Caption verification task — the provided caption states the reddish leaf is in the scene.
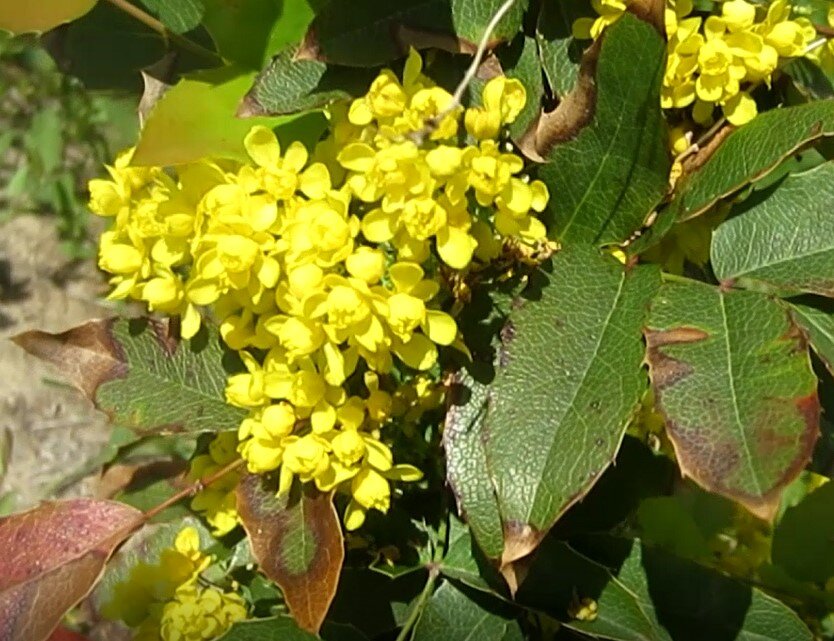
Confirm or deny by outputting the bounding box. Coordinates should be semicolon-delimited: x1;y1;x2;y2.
236;475;343;634
47;628;92;641
0;499;141;641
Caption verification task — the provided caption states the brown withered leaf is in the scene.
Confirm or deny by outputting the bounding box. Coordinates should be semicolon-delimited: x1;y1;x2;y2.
13;318;245;434
0;499;141;641
237;475;343;634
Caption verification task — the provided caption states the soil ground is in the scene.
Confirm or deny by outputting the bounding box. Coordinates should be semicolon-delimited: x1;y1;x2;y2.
0;214;113;509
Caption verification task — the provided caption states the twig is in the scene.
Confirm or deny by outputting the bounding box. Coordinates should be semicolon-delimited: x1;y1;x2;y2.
104;0;222;64
142;458;245;522
674;116;727;164
410;0;518;144
394;565;440;641
813;23;834;39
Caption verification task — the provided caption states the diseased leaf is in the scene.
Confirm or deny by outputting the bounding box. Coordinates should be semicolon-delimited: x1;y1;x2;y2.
711;162;834;297
239;49;376;117
0;0;97;33
791;303;834;375
449;247;659;567
772;480;834;583
533;15;670;245
645;280;819;520
237;474;344;633
671;101;834;221
412;581;523;641
0;500;141;641
132;65;326;166
299;0;528;67
13;317;246;434
518;536;815;641
202;0;316;69
140;0;204;34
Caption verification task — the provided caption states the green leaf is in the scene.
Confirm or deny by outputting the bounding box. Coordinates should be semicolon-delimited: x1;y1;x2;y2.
13;317;246;434
24;104;63;175
439;516;505;595
413;581;523;641
140;0;205;34
784;57;834;101
132;65;326;166
237;474;344;634
645;280;819;520
299;0;528;67
537;15;670;245
240;49;376;116
449;246;659;563
0;0;96;33
216;616;320;641
791;303;834;375
202;0;316;69
444;369;504;559
773;477;834;583
535;0;587;99
711;163;834;297
518;536;814;641
671;101;834;222
50;1;167;92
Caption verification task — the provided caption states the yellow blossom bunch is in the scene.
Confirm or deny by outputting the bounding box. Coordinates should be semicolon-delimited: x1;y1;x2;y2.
89;49;549;530
103;527;247;641
188;432;242;536
574;0;816;125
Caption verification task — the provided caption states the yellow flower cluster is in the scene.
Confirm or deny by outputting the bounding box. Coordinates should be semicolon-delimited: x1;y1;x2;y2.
574;0;816;125
188;432;242;536
103;527;247;641
89;50;548;530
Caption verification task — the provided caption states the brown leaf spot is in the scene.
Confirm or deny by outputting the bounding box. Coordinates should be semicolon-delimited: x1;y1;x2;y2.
644;327;708;390
12;318;128;400
236;91;268;118
499;521;543;595
236;475;343;634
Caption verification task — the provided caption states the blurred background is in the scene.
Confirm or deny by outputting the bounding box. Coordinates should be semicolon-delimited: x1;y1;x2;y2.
0;33;139;513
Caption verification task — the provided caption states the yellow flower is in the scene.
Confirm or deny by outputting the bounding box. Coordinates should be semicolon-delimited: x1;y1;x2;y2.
189;432;242;536
160;583;247;641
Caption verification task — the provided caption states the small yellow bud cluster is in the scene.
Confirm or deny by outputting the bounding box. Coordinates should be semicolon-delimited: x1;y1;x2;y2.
90;49;549;530
574;0;816;126
103;527;246;641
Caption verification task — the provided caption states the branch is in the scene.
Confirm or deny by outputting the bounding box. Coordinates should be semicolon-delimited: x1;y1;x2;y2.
410;0;518;144
104;0;222;64
142;458;245;522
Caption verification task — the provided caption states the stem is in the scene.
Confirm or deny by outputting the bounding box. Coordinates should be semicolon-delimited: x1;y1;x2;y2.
104;0;221;64
142;458;245;522
394;566;440;641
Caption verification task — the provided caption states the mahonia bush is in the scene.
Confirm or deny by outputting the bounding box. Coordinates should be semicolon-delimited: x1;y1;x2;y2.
89;49;549;537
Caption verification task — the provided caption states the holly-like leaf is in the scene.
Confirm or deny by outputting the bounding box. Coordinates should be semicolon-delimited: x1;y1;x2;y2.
711;162;834;297
13;317;246;434
140;0;204;34
0;0;96;33
533;15;670;245
0;499;141;641
671;100;834;222
216;616;321;641
449;247;659;567
772;479;834;583
518;536;814;641
791;304;834;375
237;474;344;634
644;280;819;520
132;65;326;166
239;49;376;117
297;0;528;67
535;0;588;99
412;581;523;641
202;0;316;69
